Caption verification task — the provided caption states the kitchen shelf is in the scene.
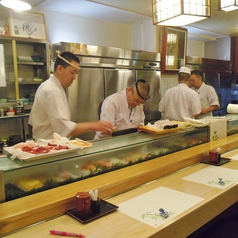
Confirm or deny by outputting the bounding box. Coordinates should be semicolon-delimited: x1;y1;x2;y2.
0;35;49;100
0;113;30;121
18;62;45;66
19;81;42;85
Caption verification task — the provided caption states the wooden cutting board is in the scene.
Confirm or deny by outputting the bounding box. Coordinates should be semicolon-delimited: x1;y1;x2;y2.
138;125;183;135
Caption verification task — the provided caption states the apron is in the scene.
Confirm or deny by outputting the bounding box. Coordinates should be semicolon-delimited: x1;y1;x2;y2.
197;98;212;119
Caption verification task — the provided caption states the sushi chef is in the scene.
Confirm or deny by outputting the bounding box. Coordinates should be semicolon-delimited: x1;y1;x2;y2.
159;66;201;121
95;79;151;139
190;70;220;118
29;51;113;140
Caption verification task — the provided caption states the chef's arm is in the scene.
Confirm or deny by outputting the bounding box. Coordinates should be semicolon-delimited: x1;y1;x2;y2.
69;121;113;137
195;105;219;118
201;105;219;115
194;111;202;118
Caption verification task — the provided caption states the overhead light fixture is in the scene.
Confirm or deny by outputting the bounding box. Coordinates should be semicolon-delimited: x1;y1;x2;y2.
152;0;211;26
219;0;238;12
0;0;31;11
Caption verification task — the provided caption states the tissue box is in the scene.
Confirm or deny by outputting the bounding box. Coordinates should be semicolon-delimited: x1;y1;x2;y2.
209;118;227;141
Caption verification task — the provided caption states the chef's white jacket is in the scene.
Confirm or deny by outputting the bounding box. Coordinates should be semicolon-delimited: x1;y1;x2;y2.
159;83;201;121
95;89;145;139
191;82;220;118
29;74;76;140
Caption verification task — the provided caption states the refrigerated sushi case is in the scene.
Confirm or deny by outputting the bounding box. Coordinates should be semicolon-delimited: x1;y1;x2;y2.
0;126;209;202
227;114;238;135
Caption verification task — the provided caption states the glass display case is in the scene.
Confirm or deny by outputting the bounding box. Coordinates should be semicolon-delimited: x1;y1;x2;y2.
0;127;208;202
227;115;238;136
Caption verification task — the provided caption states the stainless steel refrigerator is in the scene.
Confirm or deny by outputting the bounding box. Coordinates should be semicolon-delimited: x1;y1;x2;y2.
52;42;161;140
67;68;104;140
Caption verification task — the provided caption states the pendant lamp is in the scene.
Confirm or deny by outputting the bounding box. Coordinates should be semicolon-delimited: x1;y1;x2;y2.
0;0;31;11
152;0;211;26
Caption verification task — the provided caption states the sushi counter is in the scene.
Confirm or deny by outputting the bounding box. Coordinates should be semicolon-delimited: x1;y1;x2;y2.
0;127;208;202
1;125;238;236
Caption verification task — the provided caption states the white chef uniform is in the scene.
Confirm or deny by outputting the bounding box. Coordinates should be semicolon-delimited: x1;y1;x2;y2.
29;74;76;140
95;89;145;139
159;84;201;121
191;82;220;119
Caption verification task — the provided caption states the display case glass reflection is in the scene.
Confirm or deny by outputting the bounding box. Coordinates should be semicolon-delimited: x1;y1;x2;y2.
161;27;187;72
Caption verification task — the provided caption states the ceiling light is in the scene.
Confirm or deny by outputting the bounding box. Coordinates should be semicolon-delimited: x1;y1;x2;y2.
152;0;211;26
220;0;238;12
0;0;31;11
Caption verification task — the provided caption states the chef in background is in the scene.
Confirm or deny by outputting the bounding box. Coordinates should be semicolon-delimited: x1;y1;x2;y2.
190;70;220;118
29;51;113;140
95;79;151;139
159;66;201;121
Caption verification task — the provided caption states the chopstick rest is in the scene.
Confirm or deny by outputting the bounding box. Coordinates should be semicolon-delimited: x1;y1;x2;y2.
218;178;225;186
159;208;169;218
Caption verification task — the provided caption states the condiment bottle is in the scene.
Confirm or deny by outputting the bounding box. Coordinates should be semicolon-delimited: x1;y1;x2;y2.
75;192;91;217
2;139;7;147
216;147;221;162
2;139;8;154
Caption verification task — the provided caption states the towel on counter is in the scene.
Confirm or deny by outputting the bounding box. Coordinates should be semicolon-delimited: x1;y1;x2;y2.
227;104;238;114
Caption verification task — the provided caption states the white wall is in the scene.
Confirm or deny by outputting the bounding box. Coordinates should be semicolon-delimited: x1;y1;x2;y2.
205;37;231;60
140;19;156;52
131;22;142;50
131;20;162;52
131;19;208;58
187;39;205;57
0;6;132;49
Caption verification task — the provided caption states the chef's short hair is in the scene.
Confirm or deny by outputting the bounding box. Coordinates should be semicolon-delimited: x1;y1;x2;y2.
132;79;151;100
191;70;202;77
54;51;80;71
178;72;190;81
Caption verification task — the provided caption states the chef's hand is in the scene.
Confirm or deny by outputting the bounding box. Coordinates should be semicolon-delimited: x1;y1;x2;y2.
137;124;143;132
95;121;114;135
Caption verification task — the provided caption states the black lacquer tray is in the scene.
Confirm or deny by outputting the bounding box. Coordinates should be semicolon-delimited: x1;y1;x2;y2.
66;199;119;224
201;157;231;166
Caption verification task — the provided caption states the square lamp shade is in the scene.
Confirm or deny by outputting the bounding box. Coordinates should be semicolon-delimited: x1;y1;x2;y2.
153;0;211;26
219;0;238;11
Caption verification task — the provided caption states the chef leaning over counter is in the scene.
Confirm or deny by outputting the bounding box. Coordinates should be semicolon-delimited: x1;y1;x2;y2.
95;79;151;139
28;51;113;140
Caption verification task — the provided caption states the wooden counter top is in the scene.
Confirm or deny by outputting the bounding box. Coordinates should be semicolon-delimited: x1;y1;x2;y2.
1;134;238;236
3;149;238;238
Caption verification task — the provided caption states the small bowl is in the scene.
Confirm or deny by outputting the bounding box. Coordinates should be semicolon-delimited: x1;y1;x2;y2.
6;112;15;117
21;98;29;103
31;55;44;62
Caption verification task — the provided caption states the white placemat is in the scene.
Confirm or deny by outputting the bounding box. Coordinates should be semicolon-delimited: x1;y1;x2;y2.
182;166;238;189
118;186;203;228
